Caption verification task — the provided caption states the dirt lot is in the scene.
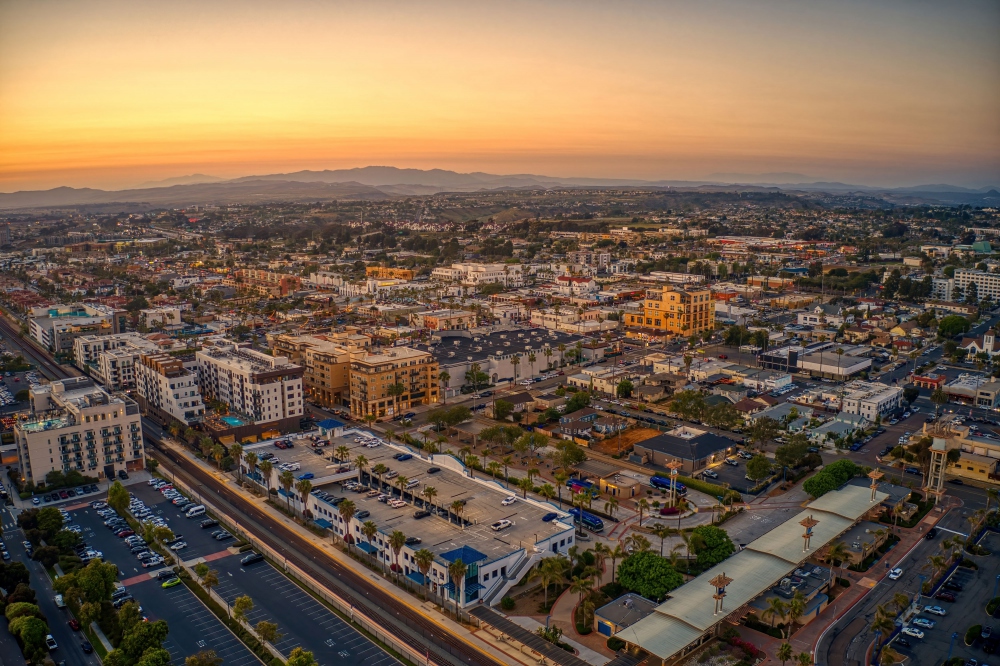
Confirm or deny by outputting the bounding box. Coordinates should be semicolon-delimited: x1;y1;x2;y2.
589;427;661;455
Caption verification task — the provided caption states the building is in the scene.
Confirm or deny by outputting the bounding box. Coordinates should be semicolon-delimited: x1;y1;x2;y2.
631;426;736;474
554;275;599;296
14;376;144;484
960;329;1000;358
624;285;715;340
349;346;439;419
29;303;127;354
430;263;525;289
226;269;302;298
73;332;162;391
955;269;1000;301
931;277;955;301
410;309;477;331
269;333;364;409
840;381;903;421
135;353;205;425
139;307;182;330
196;344;305;427
943;374;1000;408
758;343;871;380
567;250;611;268
365;266;415;280
595;594;658;638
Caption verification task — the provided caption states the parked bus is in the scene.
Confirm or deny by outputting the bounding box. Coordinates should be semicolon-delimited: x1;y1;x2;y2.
567;508;605;533
649;475;687;495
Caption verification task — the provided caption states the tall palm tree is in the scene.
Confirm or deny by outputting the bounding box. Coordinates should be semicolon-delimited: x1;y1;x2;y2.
335;445;350;463
870;607;895;647
413;548;435;598
388;530;407;580
786;592;806;638
448;559;467;619
230;443;244;482
891;592;910;614
796;652;812;666
337;499;356;547
257;459;273;494
554;471;569;504
361;520;380;568
371;463;388;490
825;541;850;581
279;470;295;514
609;544;624;583
636;498;649;527
652;525;673;557
486;461;503;479
604;496;619;520
517;476;534;498
295;478;313;517
353;454;368;479
422;486;438;513
763;597;788;630
387;382;406;420
569;575;594;610
527;352;536;379
778;643;793;666
511;354;521;384
544;347;553;370
879;647;902;666
245;452;258;481
394;475;409;500
451;500;465;529
438;371;450;405
528;556;569;608
538;483;556;503
592;543;609;575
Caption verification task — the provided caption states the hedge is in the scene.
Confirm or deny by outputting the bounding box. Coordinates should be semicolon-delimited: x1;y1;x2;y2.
678;475;742;503
966;624;982;646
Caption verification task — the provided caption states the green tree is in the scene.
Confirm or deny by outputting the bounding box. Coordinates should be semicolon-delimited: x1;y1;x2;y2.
186;651;223;666
232;595;254;624
616;379;634;398
255;621;283;645
108;480;130;514
669;390;706;421
690;525;736;568
287;647;319;666
746;454;773;482
938;315;971;338
747;417;780;450
36;507;64;538
493;399;514;421
778;643;794;666
616;551;683;601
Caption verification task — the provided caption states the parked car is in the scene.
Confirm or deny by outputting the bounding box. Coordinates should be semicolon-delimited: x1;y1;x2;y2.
901;627;924;639
888;568;903;580
241;552;264;566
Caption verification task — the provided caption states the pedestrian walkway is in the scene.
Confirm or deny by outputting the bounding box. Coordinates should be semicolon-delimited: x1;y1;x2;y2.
157;436;524;666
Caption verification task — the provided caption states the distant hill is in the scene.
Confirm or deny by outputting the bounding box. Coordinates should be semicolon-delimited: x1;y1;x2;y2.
2;165;996;210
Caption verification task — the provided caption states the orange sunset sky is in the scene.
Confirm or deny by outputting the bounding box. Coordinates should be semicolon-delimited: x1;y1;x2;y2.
1;0;999;192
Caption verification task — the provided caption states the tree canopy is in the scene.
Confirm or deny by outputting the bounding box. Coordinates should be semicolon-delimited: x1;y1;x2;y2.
691;525;736;567
802;459;861;498
616;551;684;601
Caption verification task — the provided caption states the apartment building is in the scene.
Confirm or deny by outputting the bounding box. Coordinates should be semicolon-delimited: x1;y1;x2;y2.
624;284;715;339
135;353;205;425
840;381;903;421
349;347;439;419
14;377;144;484
410;309;477;331
225;269;302;298
430;263;525;289
29;303;127;354
931;277;955;302
269;333;362;409
139;307;182;330
197;344;305;427
955;269;1000;301
566;250;611;268
365;266;415;280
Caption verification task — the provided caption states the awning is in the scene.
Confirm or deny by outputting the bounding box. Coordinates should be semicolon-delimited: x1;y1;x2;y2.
357;542;378;555
405;571;427;585
219;435;236;445
262;429;281;439
469;607;593;666
313;518;332;529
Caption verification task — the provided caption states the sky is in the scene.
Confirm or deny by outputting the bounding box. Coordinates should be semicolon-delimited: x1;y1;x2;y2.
1;0;999;192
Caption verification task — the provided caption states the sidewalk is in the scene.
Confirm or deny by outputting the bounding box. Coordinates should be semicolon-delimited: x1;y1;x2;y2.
157;436;525;666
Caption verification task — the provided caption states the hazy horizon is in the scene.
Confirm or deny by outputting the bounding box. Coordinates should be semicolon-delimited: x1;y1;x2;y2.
2;0;998;192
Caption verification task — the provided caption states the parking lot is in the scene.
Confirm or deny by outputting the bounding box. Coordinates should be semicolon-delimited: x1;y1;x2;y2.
891;532;1000;666
68;501;262;666
125;484;236;562
211;558;400;666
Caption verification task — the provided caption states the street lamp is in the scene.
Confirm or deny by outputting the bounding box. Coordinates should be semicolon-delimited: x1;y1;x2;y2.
947;632;959;661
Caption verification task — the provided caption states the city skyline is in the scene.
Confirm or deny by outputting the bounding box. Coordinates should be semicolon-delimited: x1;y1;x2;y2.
2;0;999;192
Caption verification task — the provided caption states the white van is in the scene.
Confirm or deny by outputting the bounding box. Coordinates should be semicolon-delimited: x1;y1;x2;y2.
185;505;206;518
404;479;420;489
54;594;66;608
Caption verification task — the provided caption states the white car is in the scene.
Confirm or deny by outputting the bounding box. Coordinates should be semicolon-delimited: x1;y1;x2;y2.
923;605;947;616
901;627;924;639
169;541;187;551
501;496;517;506
490;519;513;531
888;567;903;580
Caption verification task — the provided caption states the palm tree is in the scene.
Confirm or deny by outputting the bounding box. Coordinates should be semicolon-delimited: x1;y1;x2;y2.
422;486;438;513
295;478;313;517
569;575;594;610
870;607;895;647
360;520;380;567
257;459;273;494
763;597;788;630
778;643;793;666
527;352;536;379
354;454;368;478
891;592;910;614
554;471;569;504
337;499;356;547
245;452;258;481
604;496;619;519
413;548;435;598
592;542;609;576
451;500;465;529
825;541;850;581
879;646;902;666
486;461;503;479
335;445;350;463
448;558;467;619
528;556;569;608
786;592;805;638
279;470;295;514
636;498;649;526
394;475;409;500
511;354;521;384
371;463;388;490
387;382;406;420
609;544;624;583
925;554;947;580
652;525;673;557
538;483;556;503
558;343;566;365
388;530;407;580
544;347;553;370
517;476;534;499
438;371;450;404
384;428;395;447
680;530;705;572
230;443;244;482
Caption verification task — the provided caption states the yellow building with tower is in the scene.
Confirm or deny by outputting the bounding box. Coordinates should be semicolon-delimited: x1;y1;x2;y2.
624;285;715;340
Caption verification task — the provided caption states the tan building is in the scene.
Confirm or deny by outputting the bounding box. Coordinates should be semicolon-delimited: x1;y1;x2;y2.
225;269;302;298
365;266;415;280
269;333;371;409
349;347;440;419
410;309;477;331
624;284;715;339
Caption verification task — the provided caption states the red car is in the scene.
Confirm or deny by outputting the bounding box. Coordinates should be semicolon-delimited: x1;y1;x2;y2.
68;619;81;631
718;354;728;359
116;529;134;538
935;591;956;602
59;490;69;499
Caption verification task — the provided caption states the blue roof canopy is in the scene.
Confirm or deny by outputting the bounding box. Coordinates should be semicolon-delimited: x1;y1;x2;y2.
440;545;488;564
317;418;344;429
313;518;333;529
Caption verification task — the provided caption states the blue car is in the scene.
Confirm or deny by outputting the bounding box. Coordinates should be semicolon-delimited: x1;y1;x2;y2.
541;512;558;522
397;454;413;461
296;472;314;480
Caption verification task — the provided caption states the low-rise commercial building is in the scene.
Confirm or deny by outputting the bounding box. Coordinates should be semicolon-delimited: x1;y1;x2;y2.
840;381;903;421
410;309;477;331
14;376;144;484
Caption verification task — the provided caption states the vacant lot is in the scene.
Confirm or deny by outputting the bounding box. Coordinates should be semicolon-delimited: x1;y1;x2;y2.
590;427;660;455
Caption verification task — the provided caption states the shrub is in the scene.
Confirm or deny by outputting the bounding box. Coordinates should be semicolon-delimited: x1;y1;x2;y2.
500;596;515;611
987;597;1000;616
607;637;626;652
960;559;979;570
803;459;861;498
678;475;742;502
966;624;982;645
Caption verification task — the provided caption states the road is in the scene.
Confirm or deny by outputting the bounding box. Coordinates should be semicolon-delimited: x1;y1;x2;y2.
142;420;502;666
0;314;75;381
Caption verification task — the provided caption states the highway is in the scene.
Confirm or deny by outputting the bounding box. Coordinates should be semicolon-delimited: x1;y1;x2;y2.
142;421;503;666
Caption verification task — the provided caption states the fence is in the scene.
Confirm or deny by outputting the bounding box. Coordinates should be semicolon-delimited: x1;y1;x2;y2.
167;471;434;666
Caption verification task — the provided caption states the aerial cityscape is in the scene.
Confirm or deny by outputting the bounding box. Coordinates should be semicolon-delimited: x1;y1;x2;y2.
0;3;999;666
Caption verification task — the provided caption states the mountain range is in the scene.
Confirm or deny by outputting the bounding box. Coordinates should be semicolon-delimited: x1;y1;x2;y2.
1;166;997;210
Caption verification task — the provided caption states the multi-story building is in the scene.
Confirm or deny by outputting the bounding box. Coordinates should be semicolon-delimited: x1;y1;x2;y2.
931;277;955;301
225;269;302;298
74;332;161;392
955;269;1000;301
139;307;182;330
349;347;439;419
566;250;611;268
269;333;365;409
430;263;525;289
365;266;415;280
29;303;127;354
840;381;903;421
135;353;205;425
410;309;477;331
196;344;305;427
624;285;715;340
14;376;144;484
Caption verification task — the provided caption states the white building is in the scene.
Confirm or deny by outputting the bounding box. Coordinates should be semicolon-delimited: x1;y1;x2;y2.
931;277;955;302
139;307;182;330
840;381;903;421
554;275;599;296
14;376;144;484
431;263;525;289
73;333;161;392
29;303;126;354
196;344;305;425
955;269;1000;301
135;353;205;425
